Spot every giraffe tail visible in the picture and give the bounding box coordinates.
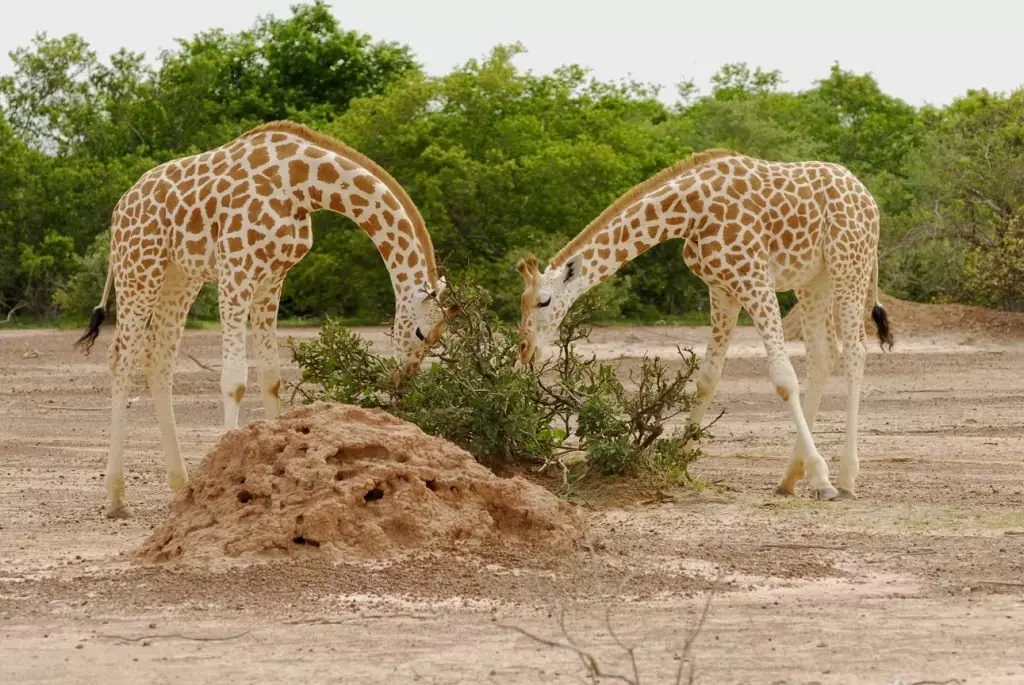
[74,250,115,357]
[868,257,893,351]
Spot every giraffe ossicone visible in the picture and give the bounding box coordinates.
[74,120,453,518]
[517,148,894,500]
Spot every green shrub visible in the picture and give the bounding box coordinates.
[287,282,715,491]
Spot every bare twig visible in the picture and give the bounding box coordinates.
[673,571,722,685]
[499,569,722,685]
[604,604,640,685]
[499,620,634,685]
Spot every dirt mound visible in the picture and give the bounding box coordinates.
[783,292,1024,342]
[137,402,584,563]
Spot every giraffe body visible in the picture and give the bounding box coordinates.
[517,149,893,499]
[76,121,452,518]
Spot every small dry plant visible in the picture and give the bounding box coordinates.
[497,542,723,684]
[287,282,719,490]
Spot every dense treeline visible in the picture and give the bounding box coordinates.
[1,1,1021,326]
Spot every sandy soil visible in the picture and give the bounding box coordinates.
[1,322,1023,684]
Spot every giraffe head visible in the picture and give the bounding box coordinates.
[516,252,585,367]
[391,276,458,381]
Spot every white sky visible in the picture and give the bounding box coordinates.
[1,0,1020,107]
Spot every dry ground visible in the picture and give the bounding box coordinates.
[1,322,1023,684]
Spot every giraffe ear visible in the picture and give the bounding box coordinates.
[562,254,583,284]
[434,275,448,298]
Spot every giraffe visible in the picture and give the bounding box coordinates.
[74,120,456,518]
[516,149,893,501]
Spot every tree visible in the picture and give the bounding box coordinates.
[294,43,693,321]
[911,89,1024,310]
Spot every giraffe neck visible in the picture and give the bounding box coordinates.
[550,175,705,298]
[292,154,434,297]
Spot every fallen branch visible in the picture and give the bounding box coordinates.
[34,397,141,412]
[0,302,26,324]
[185,353,219,373]
[98,631,249,644]
[282,613,435,625]
[758,543,847,551]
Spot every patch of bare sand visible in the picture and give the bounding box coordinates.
[137,402,584,564]
[784,291,1024,341]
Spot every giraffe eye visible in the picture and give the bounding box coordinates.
[415,327,425,341]
[537,296,551,308]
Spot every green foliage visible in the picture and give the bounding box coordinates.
[18,231,78,316]
[288,285,710,489]
[53,230,110,319]
[907,89,1024,310]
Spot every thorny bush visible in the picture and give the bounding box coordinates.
[287,283,718,491]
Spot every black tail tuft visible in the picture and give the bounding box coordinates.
[871,304,893,351]
[74,305,106,356]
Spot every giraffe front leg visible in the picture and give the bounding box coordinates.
[218,273,252,430]
[250,278,285,421]
[743,289,838,501]
[684,288,741,448]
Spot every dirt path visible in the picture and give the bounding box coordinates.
[2,326,1023,684]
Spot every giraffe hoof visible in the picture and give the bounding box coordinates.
[813,486,839,501]
[774,485,795,497]
[168,470,189,493]
[836,489,857,500]
[105,504,131,519]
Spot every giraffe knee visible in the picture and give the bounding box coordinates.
[696,373,715,402]
[231,384,246,403]
[268,380,281,399]
[769,359,799,403]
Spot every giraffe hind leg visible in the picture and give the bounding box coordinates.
[104,273,164,518]
[249,277,286,421]
[832,270,872,499]
[142,263,204,495]
[778,273,837,496]
[218,269,254,429]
